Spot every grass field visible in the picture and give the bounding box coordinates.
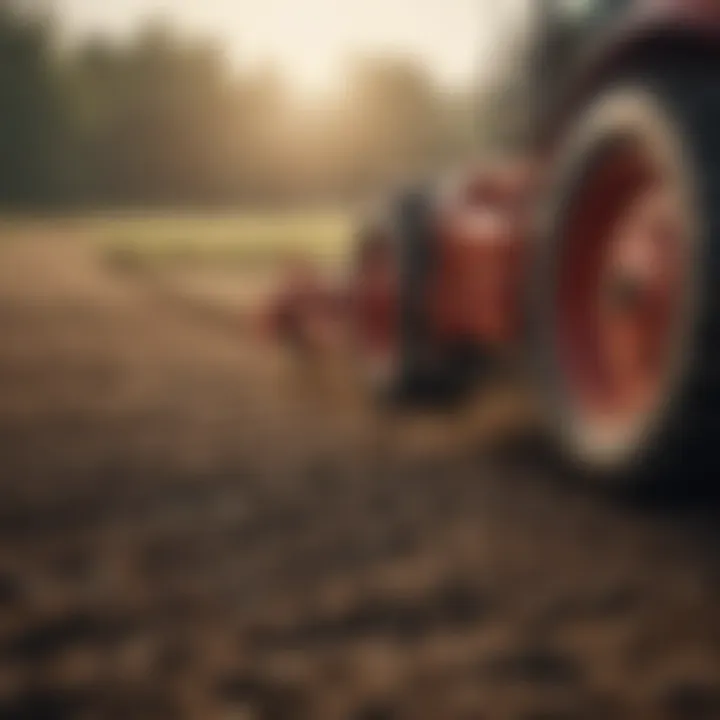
[93,210,354,273]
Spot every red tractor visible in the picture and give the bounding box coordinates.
[275,0,720,487]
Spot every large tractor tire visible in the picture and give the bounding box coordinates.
[531,61,720,487]
[353,188,460,406]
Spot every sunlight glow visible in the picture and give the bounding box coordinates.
[54,0,523,91]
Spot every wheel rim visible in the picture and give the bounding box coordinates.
[354,232,401,389]
[556,139,686,441]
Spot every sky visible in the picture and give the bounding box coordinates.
[54,0,525,91]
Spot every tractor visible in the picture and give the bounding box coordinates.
[274,0,720,487]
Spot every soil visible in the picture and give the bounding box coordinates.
[1,233,720,720]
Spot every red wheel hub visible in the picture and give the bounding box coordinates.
[556,141,685,433]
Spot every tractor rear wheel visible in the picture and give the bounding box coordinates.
[353,188,461,406]
[532,63,720,487]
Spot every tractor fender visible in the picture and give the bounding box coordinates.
[545,1,720,149]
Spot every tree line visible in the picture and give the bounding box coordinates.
[0,2,534,210]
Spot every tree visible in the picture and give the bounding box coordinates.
[68,24,248,206]
[0,2,64,206]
